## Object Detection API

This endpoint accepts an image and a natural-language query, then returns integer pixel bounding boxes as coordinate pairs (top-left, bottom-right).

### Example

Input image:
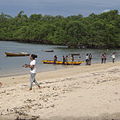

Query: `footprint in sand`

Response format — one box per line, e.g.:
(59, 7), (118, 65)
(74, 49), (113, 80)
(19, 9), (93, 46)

(0, 90), (6, 94)
(114, 92), (118, 95)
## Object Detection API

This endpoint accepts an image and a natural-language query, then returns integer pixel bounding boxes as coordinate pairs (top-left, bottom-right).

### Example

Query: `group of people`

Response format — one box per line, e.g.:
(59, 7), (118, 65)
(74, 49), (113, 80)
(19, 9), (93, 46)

(100, 52), (116, 64)
(54, 52), (116, 66)
(85, 53), (92, 65)
(54, 55), (75, 64)
(85, 52), (116, 65)
(17, 52), (116, 90)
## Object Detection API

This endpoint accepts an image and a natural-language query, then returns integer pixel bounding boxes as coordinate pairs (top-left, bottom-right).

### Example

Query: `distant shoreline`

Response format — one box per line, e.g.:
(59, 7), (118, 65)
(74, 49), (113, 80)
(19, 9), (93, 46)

(1, 39), (120, 49)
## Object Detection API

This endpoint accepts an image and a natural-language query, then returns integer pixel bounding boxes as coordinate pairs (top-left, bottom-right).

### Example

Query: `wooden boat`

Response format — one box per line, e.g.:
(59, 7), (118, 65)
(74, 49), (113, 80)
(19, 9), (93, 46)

(44, 50), (54, 52)
(42, 60), (84, 65)
(5, 52), (30, 57)
(71, 53), (80, 56)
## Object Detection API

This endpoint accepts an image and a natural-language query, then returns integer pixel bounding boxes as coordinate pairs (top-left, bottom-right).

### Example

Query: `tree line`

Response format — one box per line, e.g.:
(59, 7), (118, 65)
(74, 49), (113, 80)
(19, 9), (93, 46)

(0, 10), (120, 48)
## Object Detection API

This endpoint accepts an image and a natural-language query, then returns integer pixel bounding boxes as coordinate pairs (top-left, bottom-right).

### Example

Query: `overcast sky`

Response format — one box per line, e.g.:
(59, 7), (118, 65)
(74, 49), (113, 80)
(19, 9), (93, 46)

(0, 0), (120, 16)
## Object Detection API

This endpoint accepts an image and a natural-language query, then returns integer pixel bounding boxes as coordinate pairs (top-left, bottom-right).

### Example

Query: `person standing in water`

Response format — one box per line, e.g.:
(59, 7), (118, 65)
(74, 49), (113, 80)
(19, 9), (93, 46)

(63, 56), (66, 64)
(66, 56), (68, 64)
(71, 55), (74, 62)
(23, 54), (40, 90)
(88, 53), (92, 65)
(101, 53), (107, 64)
(101, 54), (104, 64)
(54, 55), (57, 64)
(104, 53), (107, 63)
(112, 52), (115, 63)
(85, 53), (89, 65)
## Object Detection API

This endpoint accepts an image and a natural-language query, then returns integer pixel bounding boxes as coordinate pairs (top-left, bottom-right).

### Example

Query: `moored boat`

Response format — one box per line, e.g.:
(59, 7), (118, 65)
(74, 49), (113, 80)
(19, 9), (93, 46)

(42, 60), (84, 65)
(5, 52), (30, 57)
(44, 50), (54, 52)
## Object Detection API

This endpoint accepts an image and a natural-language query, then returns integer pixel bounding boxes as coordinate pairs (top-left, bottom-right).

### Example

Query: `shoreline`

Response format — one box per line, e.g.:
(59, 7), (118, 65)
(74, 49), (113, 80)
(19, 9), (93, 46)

(0, 61), (120, 120)
(0, 61), (80, 78)
(0, 64), (75, 78)
(0, 61), (119, 88)
(0, 61), (115, 78)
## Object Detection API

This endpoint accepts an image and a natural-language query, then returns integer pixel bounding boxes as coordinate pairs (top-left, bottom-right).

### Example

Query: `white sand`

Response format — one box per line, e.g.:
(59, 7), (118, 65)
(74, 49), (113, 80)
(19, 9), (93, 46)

(0, 62), (120, 120)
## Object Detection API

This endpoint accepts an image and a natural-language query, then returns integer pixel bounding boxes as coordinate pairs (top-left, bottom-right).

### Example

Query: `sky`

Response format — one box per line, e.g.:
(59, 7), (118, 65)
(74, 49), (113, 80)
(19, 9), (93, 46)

(0, 0), (120, 17)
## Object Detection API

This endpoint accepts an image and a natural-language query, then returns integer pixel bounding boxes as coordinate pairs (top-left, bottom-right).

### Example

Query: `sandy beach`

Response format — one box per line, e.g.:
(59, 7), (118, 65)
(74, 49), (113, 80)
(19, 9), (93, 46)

(0, 62), (120, 120)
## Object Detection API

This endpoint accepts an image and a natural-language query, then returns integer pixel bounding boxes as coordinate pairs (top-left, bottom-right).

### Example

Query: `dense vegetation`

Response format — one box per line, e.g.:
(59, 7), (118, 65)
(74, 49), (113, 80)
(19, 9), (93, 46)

(0, 10), (120, 48)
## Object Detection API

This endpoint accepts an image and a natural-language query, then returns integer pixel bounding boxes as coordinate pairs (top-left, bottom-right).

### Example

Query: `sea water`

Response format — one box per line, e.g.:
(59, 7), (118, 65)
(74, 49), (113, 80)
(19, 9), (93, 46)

(0, 41), (119, 77)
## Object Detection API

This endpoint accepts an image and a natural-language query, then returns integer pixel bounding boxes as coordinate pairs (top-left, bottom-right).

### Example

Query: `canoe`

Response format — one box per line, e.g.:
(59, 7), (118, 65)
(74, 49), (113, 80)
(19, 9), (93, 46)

(42, 60), (84, 65)
(71, 53), (80, 56)
(44, 50), (54, 52)
(5, 52), (30, 57)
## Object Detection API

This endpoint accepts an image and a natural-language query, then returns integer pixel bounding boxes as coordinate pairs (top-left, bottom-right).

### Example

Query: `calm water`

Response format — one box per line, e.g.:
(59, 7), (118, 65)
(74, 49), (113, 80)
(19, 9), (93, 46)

(0, 41), (120, 77)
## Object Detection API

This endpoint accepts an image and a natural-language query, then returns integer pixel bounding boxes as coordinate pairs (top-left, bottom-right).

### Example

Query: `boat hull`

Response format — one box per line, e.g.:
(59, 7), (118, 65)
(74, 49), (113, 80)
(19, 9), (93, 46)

(44, 50), (54, 52)
(42, 60), (84, 65)
(5, 52), (30, 57)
